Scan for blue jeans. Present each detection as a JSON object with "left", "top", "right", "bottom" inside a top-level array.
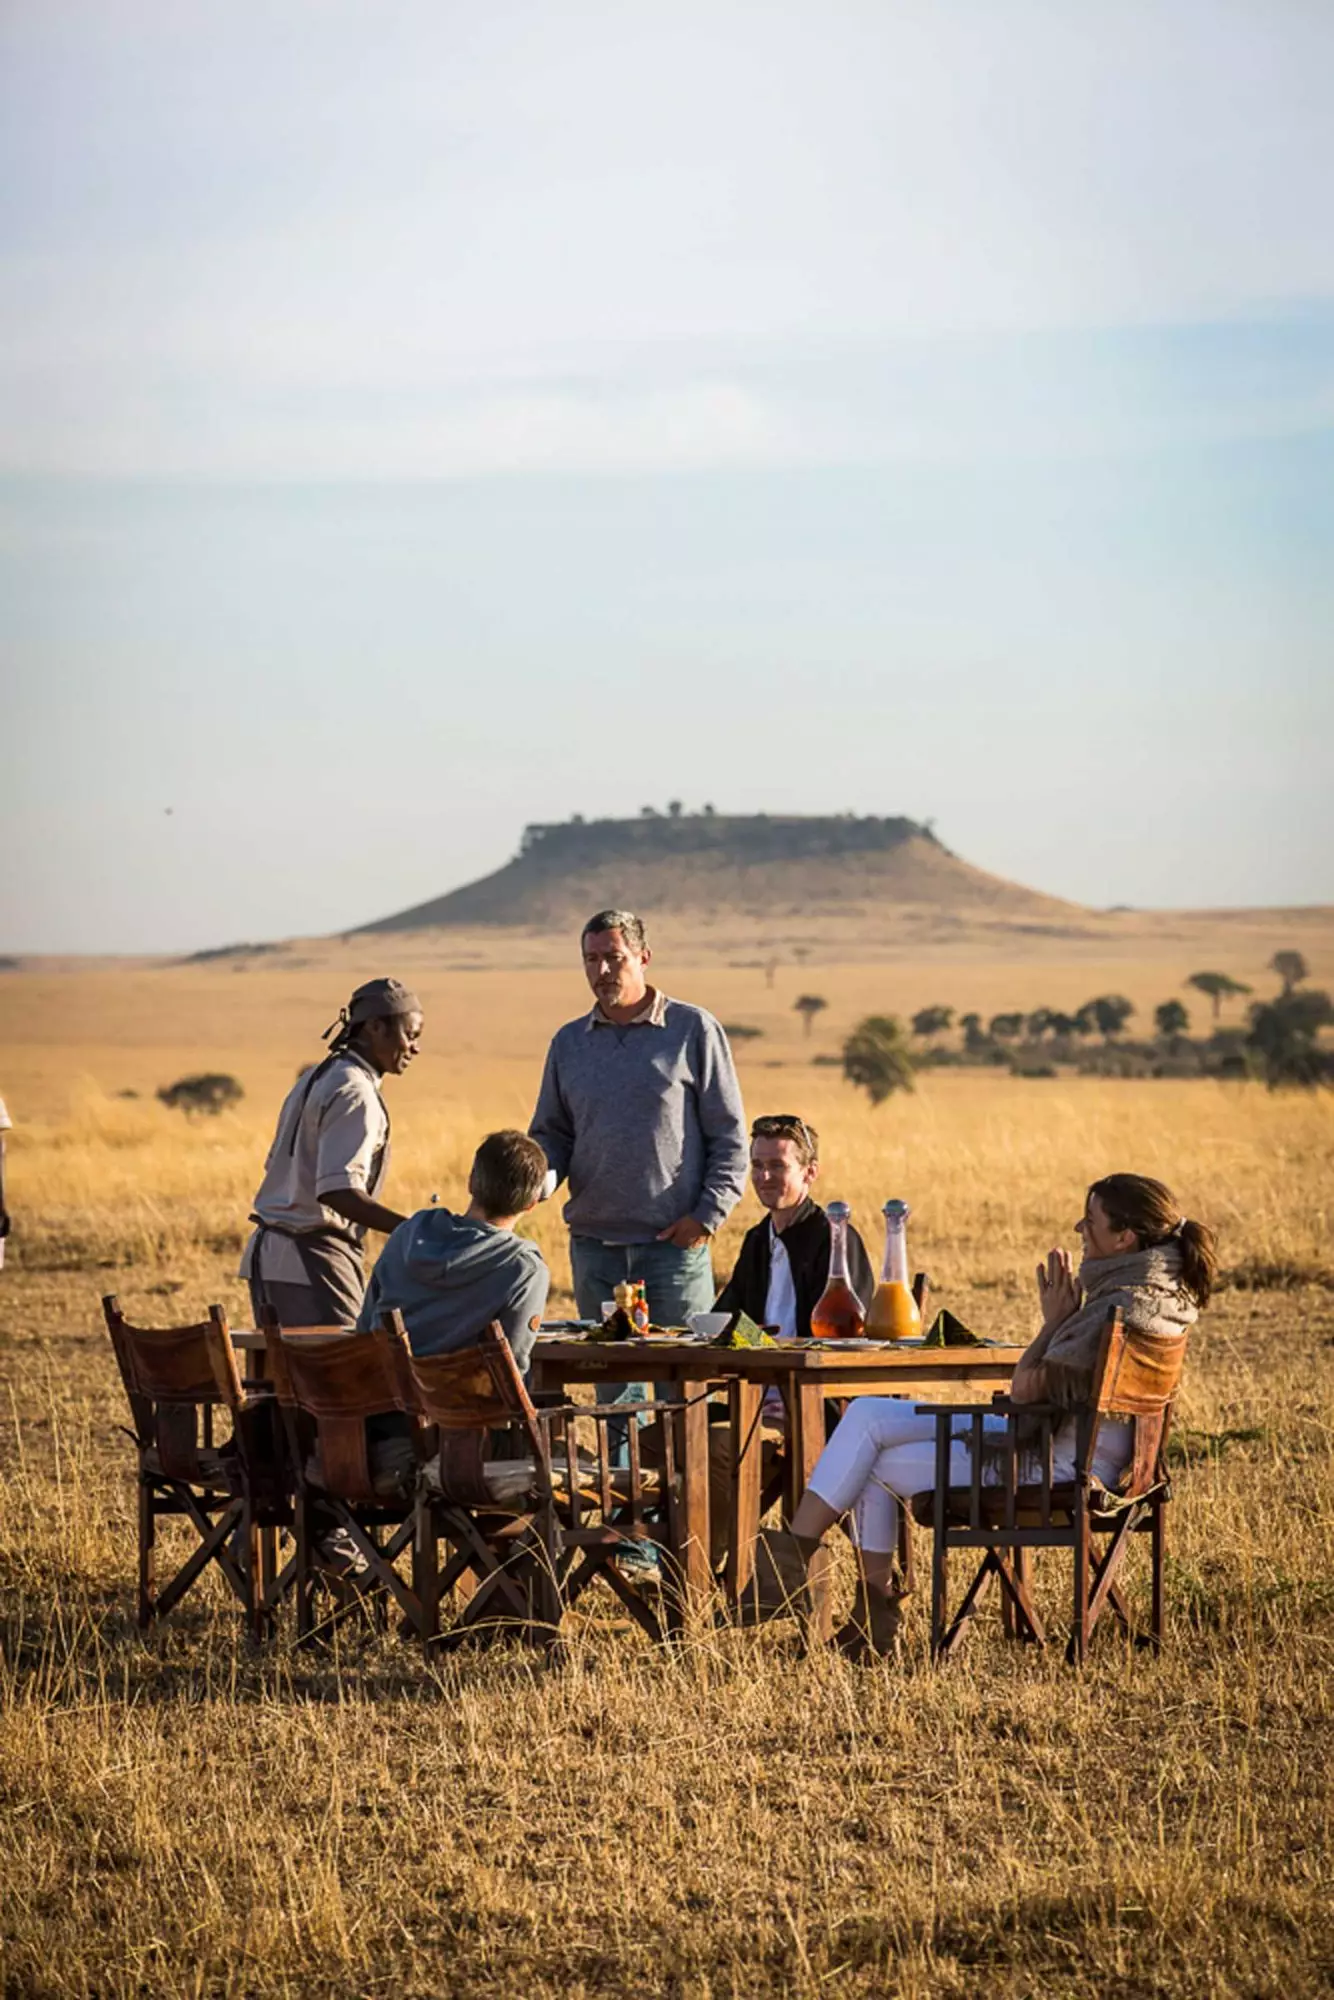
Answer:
[{"left": 569, "top": 1236, "right": 717, "bottom": 1467}]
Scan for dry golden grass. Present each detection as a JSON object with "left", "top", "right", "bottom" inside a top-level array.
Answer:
[{"left": 2, "top": 950, "right": 1333, "bottom": 1997}]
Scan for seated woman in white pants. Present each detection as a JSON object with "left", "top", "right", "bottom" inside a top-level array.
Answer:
[{"left": 774, "top": 1174, "right": 1216, "bottom": 1658}]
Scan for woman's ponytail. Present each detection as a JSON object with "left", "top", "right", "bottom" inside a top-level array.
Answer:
[{"left": 1176, "top": 1217, "right": 1217, "bottom": 1308}]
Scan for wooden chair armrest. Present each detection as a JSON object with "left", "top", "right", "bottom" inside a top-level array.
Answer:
[
  {"left": 912, "top": 1400, "right": 1003, "bottom": 1418},
  {"left": 584, "top": 1398, "right": 686, "bottom": 1419},
  {"left": 982, "top": 1397, "right": 1063, "bottom": 1419},
  {"left": 534, "top": 1398, "right": 686, "bottom": 1425}
]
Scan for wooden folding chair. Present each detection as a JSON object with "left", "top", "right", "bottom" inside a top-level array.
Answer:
[
  {"left": 380, "top": 1315, "right": 686, "bottom": 1650},
  {"left": 910, "top": 1309, "right": 1188, "bottom": 1664},
  {"left": 103, "top": 1294, "right": 289, "bottom": 1638},
  {"left": 259, "top": 1309, "right": 425, "bottom": 1643}
]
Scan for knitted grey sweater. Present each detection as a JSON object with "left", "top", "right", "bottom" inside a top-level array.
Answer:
[{"left": 529, "top": 996, "right": 748, "bottom": 1243}]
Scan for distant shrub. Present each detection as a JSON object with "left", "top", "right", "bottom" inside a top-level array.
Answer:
[
  {"left": 911, "top": 1005, "right": 954, "bottom": 1038},
  {"left": 722, "top": 1022, "right": 764, "bottom": 1040},
  {"left": 1078, "top": 1049, "right": 1153, "bottom": 1079},
  {"left": 1010, "top": 1063, "right": 1057, "bottom": 1079},
  {"left": 842, "top": 1015, "right": 916, "bottom": 1105},
  {"left": 157, "top": 1073, "right": 245, "bottom": 1117}
]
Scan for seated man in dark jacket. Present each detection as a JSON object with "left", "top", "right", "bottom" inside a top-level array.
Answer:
[
  {"left": 715, "top": 1115, "right": 874, "bottom": 1341},
  {"left": 676, "top": 1115, "right": 875, "bottom": 1578}
]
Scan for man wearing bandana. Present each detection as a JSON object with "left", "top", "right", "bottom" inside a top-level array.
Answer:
[{"left": 240, "top": 978, "right": 424, "bottom": 1328}]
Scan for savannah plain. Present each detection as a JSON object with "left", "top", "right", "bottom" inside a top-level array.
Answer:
[{"left": 2, "top": 913, "right": 1333, "bottom": 1998}]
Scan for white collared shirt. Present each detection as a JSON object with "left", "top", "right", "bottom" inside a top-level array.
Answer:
[{"left": 764, "top": 1221, "right": 798, "bottom": 1342}]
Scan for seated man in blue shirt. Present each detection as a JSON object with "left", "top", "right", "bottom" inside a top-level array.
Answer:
[{"left": 359, "top": 1129, "right": 551, "bottom": 1376}]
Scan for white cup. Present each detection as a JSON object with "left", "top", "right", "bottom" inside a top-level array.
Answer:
[{"left": 687, "top": 1311, "right": 732, "bottom": 1340}]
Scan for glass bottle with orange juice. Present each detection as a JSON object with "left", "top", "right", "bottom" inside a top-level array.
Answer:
[
  {"left": 865, "top": 1198, "right": 921, "bottom": 1341},
  {"left": 811, "top": 1201, "right": 867, "bottom": 1339}
]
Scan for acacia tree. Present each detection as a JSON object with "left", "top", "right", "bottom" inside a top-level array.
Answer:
[
  {"left": 959, "top": 1011, "right": 989, "bottom": 1052},
  {"left": 1081, "top": 995, "right": 1135, "bottom": 1040},
  {"left": 793, "top": 994, "right": 828, "bottom": 1039},
  {"left": 1186, "top": 971, "right": 1252, "bottom": 1023},
  {"left": 989, "top": 1012, "right": 1025, "bottom": 1041},
  {"left": 842, "top": 1015, "right": 916, "bottom": 1105},
  {"left": 1155, "top": 999, "right": 1190, "bottom": 1040},
  {"left": 911, "top": 1005, "right": 954, "bottom": 1039},
  {"left": 1026, "top": 1007, "right": 1055, "bottom": 1040},
  {"left": 1246, "top": 988, "right": 1333, "bottom": 1087},
  {"left": 1270, "top": 950, "right": 1309, "bottom": 996}
]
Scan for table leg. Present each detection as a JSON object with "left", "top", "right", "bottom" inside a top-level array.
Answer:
[
  {"left": 725, "top": 1378, "right": 764, "bottom": 1607},
  {"left": 787, "top": 1378, "right": 832, "bottom": 1644},
  {"left": 677, "top": 1389, "right": 713, "bottom": 1618},
  {"left": 257, "top": 1524, "right": 278, "bottom": 1620}
]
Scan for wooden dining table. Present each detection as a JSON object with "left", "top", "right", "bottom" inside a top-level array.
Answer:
[
  {"left": 230, "top": 1324, "right": 1025, "bottom": 1636},
  {"left": 529, "top": 1333, "right": 1026, "bottom": 1632}
]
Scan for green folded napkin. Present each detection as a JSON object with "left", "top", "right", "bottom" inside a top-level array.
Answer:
[
  {"left": 711, "top": 1310, "right": 777, "bottom": 1349},
  {"left": 922, "top": 1308, "right": 983, "bottom": 1348}
]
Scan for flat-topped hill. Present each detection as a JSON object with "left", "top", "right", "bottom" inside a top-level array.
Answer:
[{"left": 352, "top": 813, "right": 1084, "bottom": 936}]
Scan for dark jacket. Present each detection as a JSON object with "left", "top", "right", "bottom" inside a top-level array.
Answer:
[{"left": 714, "top": 1198, "right": 876, "bottom": 1338}]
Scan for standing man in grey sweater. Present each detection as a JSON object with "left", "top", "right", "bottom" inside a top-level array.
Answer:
[{"left": 530, "top": 909, "right": 749, "bottom": 1446}]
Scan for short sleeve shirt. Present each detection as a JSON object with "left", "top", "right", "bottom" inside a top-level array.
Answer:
[{"left": 239, "top": 1053, "right": 390, "bottom": 1282}]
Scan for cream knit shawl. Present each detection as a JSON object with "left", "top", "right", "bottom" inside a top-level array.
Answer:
[{"left": 1038, "top": 1241, "right": 1199, "bottom": 1411}]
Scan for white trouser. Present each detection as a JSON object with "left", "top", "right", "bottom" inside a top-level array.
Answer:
[{"left": 806, "top": 1398, "right": 1132, "bottom": 1554}]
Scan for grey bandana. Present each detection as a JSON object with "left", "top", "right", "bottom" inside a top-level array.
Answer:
[{"left": 323, "top": 978, "right": 422, "bottom": 1044}]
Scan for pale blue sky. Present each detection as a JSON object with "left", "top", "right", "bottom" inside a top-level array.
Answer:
[{"left": 2, "top": 0, "right": 1331, "bottom": 952}]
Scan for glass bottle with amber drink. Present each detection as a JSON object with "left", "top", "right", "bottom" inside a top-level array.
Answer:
[
  {"left": 865, "top": 1198, "right": 921, "bottom": 1341},
  {"left": 811, "top": 1201, "right": 867, "bottom": 1339}
]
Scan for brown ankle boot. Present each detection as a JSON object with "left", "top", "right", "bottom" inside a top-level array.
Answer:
[
  {"left": 740, "top": 1529, "right": 821, "bottom": 1619},
  {"left": 834, "top": 1584, "right": 905, "bottom": 1662}
]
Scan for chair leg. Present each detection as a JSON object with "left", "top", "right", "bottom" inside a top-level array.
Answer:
[
  {"left": 939, "top": 1551, "right": 999, "bottom": 1660},
  {"left": 240, "top": 1501, "right": 266, "bottom": 1646},
  {"left": 256, "top": 1522, "right": 279, "bottom": 1637},
  {"left": 414, "top": 1498, "right": 440, "bottom": 1657},
  {"left": 929, "top": 1421, "right": 951, "bottom": 1662},
  {"left": 895, "top": 1504, "right": 915, "bottom": 1599},
  {"left": 1069, "top": 1490, "right": 1090, "bottom": 1666},
  {"left": 366, "top": 1526, "right": 390, "bottom": 1633},
  {"left": 294, "top": 1496, "right": 316, "bottom": 1645},
  {"left": 532, "top": 1506, "right": 564, "bottom": 1649},
  {"left": 995, "top": 1549, "right": 1047, "bottom": 1647},
  {"left": 1084, "top": 1509, "right": 1140, "bottom": 1649},
  {"left": 137, "top": 1477, "right": 157, "bottom": 1628},
  {"left": 1151, "top": 1499, "right": 1166, "bottom": 1651}
]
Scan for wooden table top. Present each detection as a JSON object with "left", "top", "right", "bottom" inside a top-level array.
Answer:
[{"left": 531, "top": 1335, "right": 1026, "bottom": 1373}]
